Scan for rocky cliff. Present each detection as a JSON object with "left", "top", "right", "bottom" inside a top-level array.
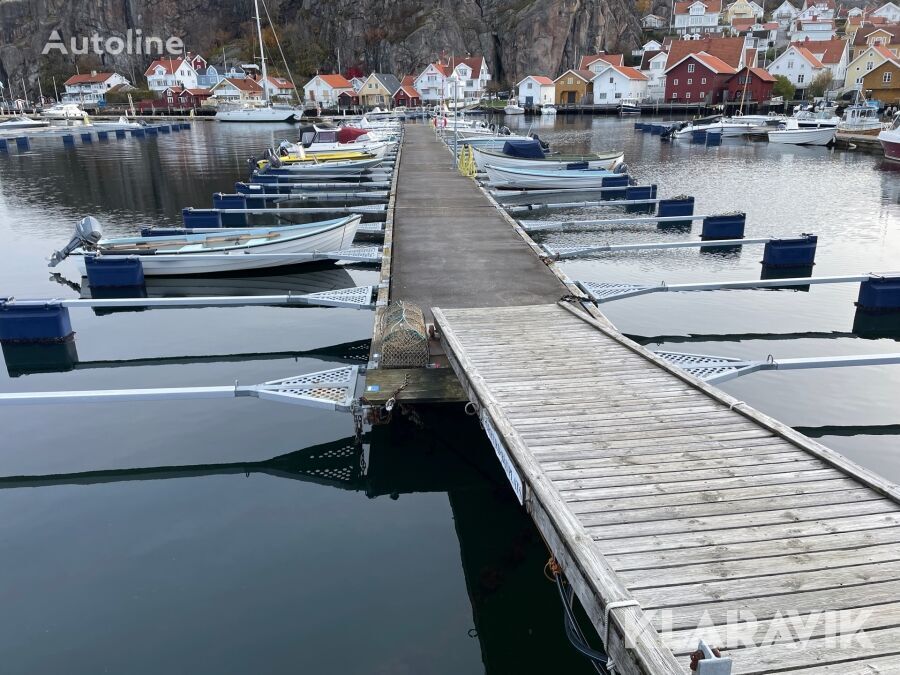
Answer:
[{"left": 0, "top": 0, "right": 643, "bottom": 94}]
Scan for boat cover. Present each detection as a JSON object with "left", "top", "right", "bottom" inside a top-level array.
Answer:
[
  {"left": 338, "top": 126, "right": 369, "bottom": 143},
  {"left": 502, "top": 139, "right": 545, "bottom": 158}
]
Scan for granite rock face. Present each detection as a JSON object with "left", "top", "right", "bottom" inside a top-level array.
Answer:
[{"left": 0, "top": 0, "right": 642, "bottom": 91}]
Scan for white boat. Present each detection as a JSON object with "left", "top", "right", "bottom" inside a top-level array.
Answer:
[
  {"left": 50, "top": 215, "right": 361, "bottom": 276},
  {"left": 216, "top": 105, "right": 302, "bottom": 123},
  {"left": 216, "top": 0, "right": 302, "bottom": 124},
  {"left": 0, "top": 115, "right": 49, "bottom": 130},
  {"left": 767, "top": 118, "right": 836, "bottom": 145},
  {"left": 540, "top": 105, "right": 557, "bottom": 116},
  {"left": 290, "top": 123, "right": 393, "bottom": 154},
  {"left": 838, "top": 104, "right": 884, "bottom": 135},
  {"left": 792, "top": 107, "right": 840, "bottom": 128},
  {"left": 41, "top": 103, "right": 88, "bottom": 120},
  {"left": 91, "top": 116, "right": 145, "bottom": 129},
  {"left": 618, "top": 99, "right": 641, "bottom": 115},
  {"left": 504, "top": 96, "right": 525, "bottom": 115},
  {"left": 484, "top": 164, "right": 619, "bottom": 189},
  {"left": 672, "top": 119, "right": 757, "bottom": 138},
  {"left": 878, "top": 113, "right": 900, "bottom": 162},
  {"left": 472, "top": 143, "right": 623, "bottom": 172}
]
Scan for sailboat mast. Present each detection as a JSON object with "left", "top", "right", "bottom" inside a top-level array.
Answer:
[{"left": 254, "top": 0, "right": 269, "bottom": 104}]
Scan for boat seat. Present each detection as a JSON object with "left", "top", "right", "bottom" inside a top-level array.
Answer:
[
  {"left": 178, "top": 243, "right": 206, "bottom": 252},
  {"left": 244, "top": 238, "right": 271, "bottom": 246}
]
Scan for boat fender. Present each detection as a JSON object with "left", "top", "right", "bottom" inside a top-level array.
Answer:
[
  {"left": 500, "top": 126, "right": 511, "bottom": 135},
  {"left": 489, "top": 123, "right": 496, "bottom": 132}
]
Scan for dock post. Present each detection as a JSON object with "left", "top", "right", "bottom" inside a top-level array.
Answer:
[
  {"left": 0, "top": 302, "right": 73, "bottom": 344},
  {"left": 145, "top": 127, "right": 158, "bottom": 136},
  {"left": 62, "top": 134, "right": 75, "bottom": 146},
  {"left": 701, "top": 214, "right": 746, "bottom": 240},
  {"left": 97, "top": 130, "right": 109, "bottom": 141},
  {"left": 15, "top": 136, "right": 30, "bottom": 150},
  {"left": 212, "top": 193, "right": 249, "bottom": 226},
  {"left": 115, "top": 129, "right": 127, "bottom": 139},
  {"left": 856, "top": 273, "right": 900, "bottom": 313},
  {"left": 182, "top": 208, "right": 223, "bottom": 228},
  {"left": 80, "top": 132, "right": 93, "bottom": 143},
  {"left": 159, "top": 125, "right": 171, "bottom": 133},
  {"left": 600, "top": 174, "right": 629, "bottom": 200},
  {"left": 656, "top": 196, "right": 695, "bottom": 227},
  {"left": 0, "top": 138, "right": 7, "bottom": 152},
  {"left": 624, "top": 184, "right": 657, "bottom": 213},
  {"left": 84, "top": 256, "right": 145, "bottom": 289},
  {"left": 762, "top": 235, "right": 818, "bottom": 268}
]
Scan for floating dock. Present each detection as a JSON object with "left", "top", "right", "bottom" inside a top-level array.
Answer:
[{"left": 362, "top": 121, "right": 900, "bottom": 672}]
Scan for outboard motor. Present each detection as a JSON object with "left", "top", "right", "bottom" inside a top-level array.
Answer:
[
  {"left": 49, "top": 216, "right": 103, "bottom": 267},
  {"left": 500, "top": 125, "right": 512, "bottom": 135},
  {"left": 247, "top": 156, "right": 258, "bottom": 173},
  {"left": 614, "top": 163, "right": 629, "bottom": 175},
  {"left": 265, "top": 148, "right": 283, "bottom": 169},
  {"left": 532, "top": 134, "right": 550, "bottom": 151}
]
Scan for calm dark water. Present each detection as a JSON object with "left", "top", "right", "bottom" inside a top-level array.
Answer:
[
  {"left": 0, "top": 123, "right": 593, "bottom": 675},
  {"left": 1, "top": 116, "right": 899, "bottom": 673}
]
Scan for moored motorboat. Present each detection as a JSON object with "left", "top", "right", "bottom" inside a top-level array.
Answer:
[
  {"left": 504, "top": 96, "right": 525, "bottom": 115},
  {"left": 41, "top": 103, "right": 88, "bottom": 120},
  {"left": 767, "top": 118, "right": 836, "bottom": 145},
  {"left": 838, "top": 104, "right": 884, "bottom": 135},
  {"left": 472, "top": 139, "right": 623, "bottom": 171},
  {"left": 0, "top": 115, "right": 49, "bottom": 130},
  {"left": 91, "top": 116, "right": 146, "bottom": 129},
  {"left": 618, "top": 98, "right": 641, "bottom": 115},
  {"left": 540, "top": 105, "right": 557, "bottom": 115},
  {"left": 49, "top": 215, "right": 361, "bottom": 276},
  {"left": 216, "top": 105, "right": 302, "bottom": 123},
  {"left": 878, "top": 113, "right": 900, "bottom": 161},
  {"left": 484, "top": 163, "right": 622, "bottom": 189}
]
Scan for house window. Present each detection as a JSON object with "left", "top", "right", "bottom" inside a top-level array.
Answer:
[
  {"left": 673, "top": 78, "right": 679, "bottom": 85},
  {"left": 527, "top": 82, "right": 532, "bottom": 89},
  {"left": 686, "top": 91, "right": 692, "bottom": 98},
  {"left": 702, "top": 77, "right": 707, "bottom": 84},
  {"left": 857, "top": 76, "right": 863, "bottom": 83},
  {"left": 615, "top": 92, "right": 622, "bottom": 98},
  {"left": 700, "top": 91, "right": 705, "bottom": 98},
  {"left": 688, "top": 63, "right": 696, "bottom": 73},
  {"left": 798, "top": 73, "right": 805, "bottom": 83},
  {"left": 885, "top": 71, "right": 893, "bottom": 83},
  {"left": 687, "top": 78, "right": 693, "bottom": 84},
  {"left": 672, "top": 92, "right": 678, "bottom": 98},
  {"left": 867, "top": 61, "right": 874, "bottom": 71},
  {"left": 567, "top": 77, "right": 574, "bottom": 84},
  {"left": 598, "top": 92, "right": 607, "bottom": 99},
  {"left": 787, "top": 60, "right": 794, "bottom": 68},
  {"left": 609, "top": 77, "right": 614, "bottom": 83}
]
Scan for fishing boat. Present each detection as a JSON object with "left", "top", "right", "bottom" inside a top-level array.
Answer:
[
  {"left": 671, "top": 118, "right": 757, "bottom": 138},
  {"left": 41, "top": 103, "right": 88, "bottom": 120},
  {"left": 767, "top": 118, "right": 836, "bottom": 145},
  {"left": 49, "top": 215, "right": 361, "bottom": 276},
  {"left": 91, "top": 116, "right": 146, "bottom": 129},
  {"left": 472, "top": 140, "right": 623, "bottom": 172},
  {"left": 215, "top": 0, "right": 302, "bottom": 123},
  {"left": 484, "top": 164, "right": 621, "bottom": 189},
  {"left": 878, "top": 112, "right": 900, "bottom": 162},
  {"left": 254, "top": 155, "right": 386, "bottom": 175},
  {"left": 289, "top": 123, "right": 393, "bottom": 154},
  {"left": 618, "top": 98, "right": 641, "bottom": 115},
  {"left": 256, "top": 146, "right": 383, "bottom": 170},
  {"left": 792, "top": 105, "right": 840, "bottom": 128},
  {"left": 838, "top": 104, "right": 884, "bottom": 135},
  {"left": 504, "top": 96, "right": 525, "bottom": 115},
  {"left": 0, "top": 115, "right": 49, "bottom": 130},
  {"left": 540, "top": 105, "right": 558, "bottom": 116}
]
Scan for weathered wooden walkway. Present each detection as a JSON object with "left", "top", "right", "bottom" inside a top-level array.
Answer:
[{"left": 435, "top": 301, "right": 900, "bottom": 674}]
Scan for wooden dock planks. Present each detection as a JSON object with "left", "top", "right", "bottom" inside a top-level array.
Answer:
[{"left": 434, "top": 301, "right": 900, "bottom": 674}]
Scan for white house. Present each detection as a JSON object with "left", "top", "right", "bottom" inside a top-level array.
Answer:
[
  {"left": 302, "top": 74, "right": 355, "bottom": 105},
  {"left": 793, "top": 39, "right": 849, "bottom": 82},
  {"left": 260, "top": 75, "right": 296, "bottom": 101},
  {"left": 350, "top": 76, "right": 366, "bottom": 92},
  {"left": 642, "top": 14, "right": 666, "bottom": 29},
  {"left": 773, "top": 0, "right": 800, "bottom": 29},
  {"left": 62, "top": 71, "right": 130, "bottom": 104},
  {"left": 795, "top": 1, "right": 834, "bottom": 22},
  {"left": 640, "top": 50, "right": 669, "bottom": 100},
  {"left": 641, "top": 39, "right": 664, "bottom": 53},
  {"left": 144, "top": 58, "right": 199, "bottom": 92},
  {"left": 790, "top": 19, "right": 836, "bottom": 41},
  {"left": 209, "top": 77, "right": 263, "bottom": 103},
  {"left": 673, "top": 0, "right": 723, "bottom": 35},
  {"left": 767, "top": 44, "right": 825, "bottom": 90},
  {"left": 873, "top": 2, "right": 900, "bottom": 22},
  {"left": 592, "top": 64, "right": 649, "bottom": 103},
  {"left": 516, "top": 76, "right": 555, "bottom": 105},
  {"left": 414, "top": 56, "right": 492, "bottom": 103}
]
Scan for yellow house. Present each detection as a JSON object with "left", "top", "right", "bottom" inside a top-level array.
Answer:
[
  {"left": 845, "top": 45, "right": 895, "bottom": 89},
  {"left": 359, "top": 73, "right": 402, "bottom": 108},
  {"left": 554, "top": 69, "right": 594, "bottom": 104},
  {"left": 724, "top": 0, "right": 763, "bottom": 23}
]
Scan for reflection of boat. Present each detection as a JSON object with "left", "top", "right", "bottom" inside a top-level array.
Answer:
[
  {"left": 878, "top": 113, "right": 900, "bottom": 161},
  {"left": 41, "top": 103, "right": 89, "bottom": 120},
  {"left": 50, "top": 215, "right": 361, "bottom": 276},
  {"left": 472, "top": 140, "right": 623, "bottom": 171},
  {"left": 540, "top": 105, "right": 557, "bottom": 116},
  {"left": 767, "top": 118, "right": 836, "bottom": 145},
  {"left": 0, "top": 115, "right": 49, "bottom": 130}
]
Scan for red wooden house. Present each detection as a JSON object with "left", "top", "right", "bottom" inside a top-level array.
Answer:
[
  {"left": 393, "top": 76, "right": 421, "bottom": 107},
  {"left": 724, "top": 67, "right": 775, "bottom": 102},
  {"left": 664, "top": 51, "right": 737, "bottom": 103},
  {"left": 137, "top": 86, "right": 212, "bottom": 112}
]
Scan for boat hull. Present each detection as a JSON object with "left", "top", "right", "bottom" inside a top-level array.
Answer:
[
  {"left": 767, "top": 126, "right": 836, "bottom": 145},
  {"left": 472, "top": 145, "right": 623, "bottom": 171},
  {"left": 485, "top": 164, "right": 615, "bottom": 189},
  {"left": 75, "top": 218, "right": 360, "bottom": 276},
  {"left": 878, "top": 130, "right": 900, "bottom": 161},
  {"left": 216, "top": 108, "right": 301, "bottom": 123}
]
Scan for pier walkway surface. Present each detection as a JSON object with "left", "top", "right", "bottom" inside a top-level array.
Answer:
[{"left": 369, "top": 122, "right": 900, "bottom": 672}]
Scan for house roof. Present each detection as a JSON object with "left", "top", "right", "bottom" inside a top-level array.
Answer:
[
  {"left": 875, "top": 44, "right": 898, "bottom": 59},
  {"left": 434, "top": 56, "right": 485, "bottom": 79},
  {"left": 183, "top": 88, "right": 211, "bottom": 95},
  {"left": 64, "top": 72, "right": 116, "bottom": 85},
  {"left": 791, "top": 46, "right": 825, "bottom": 67},
  {"left": 731, "top": 17, "right": 756, "bottom": 30},
  {"left": 694, "top": 52, "right": 739, "bottom": 73},
  {"left": 316, "top": 74, "right": 354, "bottom": 89},
  {"left": 144, "top": 58, "right": 186, "bottom": 77},
  {"left": 761, "top": 21, "right": 779, "bottom": 28},
  {"left": 263, "top": 76, "right": 295, "bottom": 89},
  {"left": 731, "top": 65, "right": 777, "bottom": 81},
  {"left": 579, "top": 54, "right": 625, "bottom": 69},
  {"left": 640, "top": 50, "right": 665, "bottom": 69},
  {"left": 596, "top": 64, "right": 650, "bottom": 80},
  {"left": 401, "top": 75, "right": 416, "bottom": 86},
  {"left": 518, "top": 75, "right": 554, "bottom": 86},
  {"left": 854, "top": 23, "right": 900, "bottom": 45},
  {"left": 396, "top": 83, "right": 421, "bottom": 98},
  {"left": 674, "top": 0, "right": 723, "bottom": 14},
  {"left": 666, "top": 36, "right": 746, "bottom": 68},
  {"left": 213, "top": 77, "right": 263, "bottom": 92},
  {"left": 554, "top": 69, "right": 596, "bottom": 83},
  {"left": 791, "top": 38, "right": 846, "bottom": 63},
  {"left": 369, "top": 73, "right": 402, "bottom": 94}
]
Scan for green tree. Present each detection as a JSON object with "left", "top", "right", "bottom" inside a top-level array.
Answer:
[
  {"left": 772, "top": 75, "right": 796, "bottom": 101},
  {"left": 806, "top": 70, "right": 833, "bottom": 98}
]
